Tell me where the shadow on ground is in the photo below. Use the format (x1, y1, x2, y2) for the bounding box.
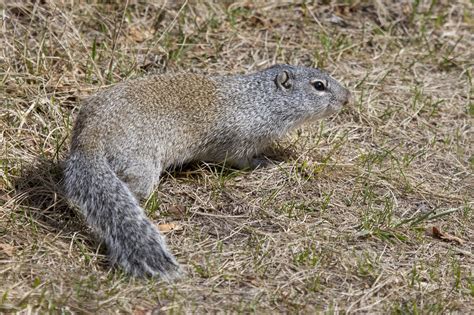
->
(12, 158, 88, 238)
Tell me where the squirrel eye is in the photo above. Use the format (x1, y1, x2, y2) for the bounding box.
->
(313, 81, 325, 91)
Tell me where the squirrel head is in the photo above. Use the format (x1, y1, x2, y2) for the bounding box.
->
(265, 64, 350, 120)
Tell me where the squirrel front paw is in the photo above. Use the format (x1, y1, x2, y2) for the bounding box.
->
(226, 157, 273, 170)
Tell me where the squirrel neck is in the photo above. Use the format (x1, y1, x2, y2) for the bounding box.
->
(212, 74, 309, 140)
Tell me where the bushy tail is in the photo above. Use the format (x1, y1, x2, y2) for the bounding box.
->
(63, 152, 180, 279)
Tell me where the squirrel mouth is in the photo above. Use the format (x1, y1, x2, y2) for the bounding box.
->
(325, 103, 343, 115)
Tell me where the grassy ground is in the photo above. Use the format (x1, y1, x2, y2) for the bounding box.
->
(1, 0, 473, 313)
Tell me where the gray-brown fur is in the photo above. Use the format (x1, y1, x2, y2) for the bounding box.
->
(64, 64, 350, 279)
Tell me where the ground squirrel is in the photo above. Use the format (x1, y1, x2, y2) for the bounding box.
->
(63, 64, 350, 279)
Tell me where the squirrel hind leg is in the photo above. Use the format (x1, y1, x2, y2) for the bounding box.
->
(118, 161, 160, 200)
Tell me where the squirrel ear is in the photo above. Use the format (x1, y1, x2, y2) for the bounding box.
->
(275, 70, 292, 90)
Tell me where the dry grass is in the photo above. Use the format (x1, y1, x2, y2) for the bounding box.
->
(1, 0, 473, 313)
